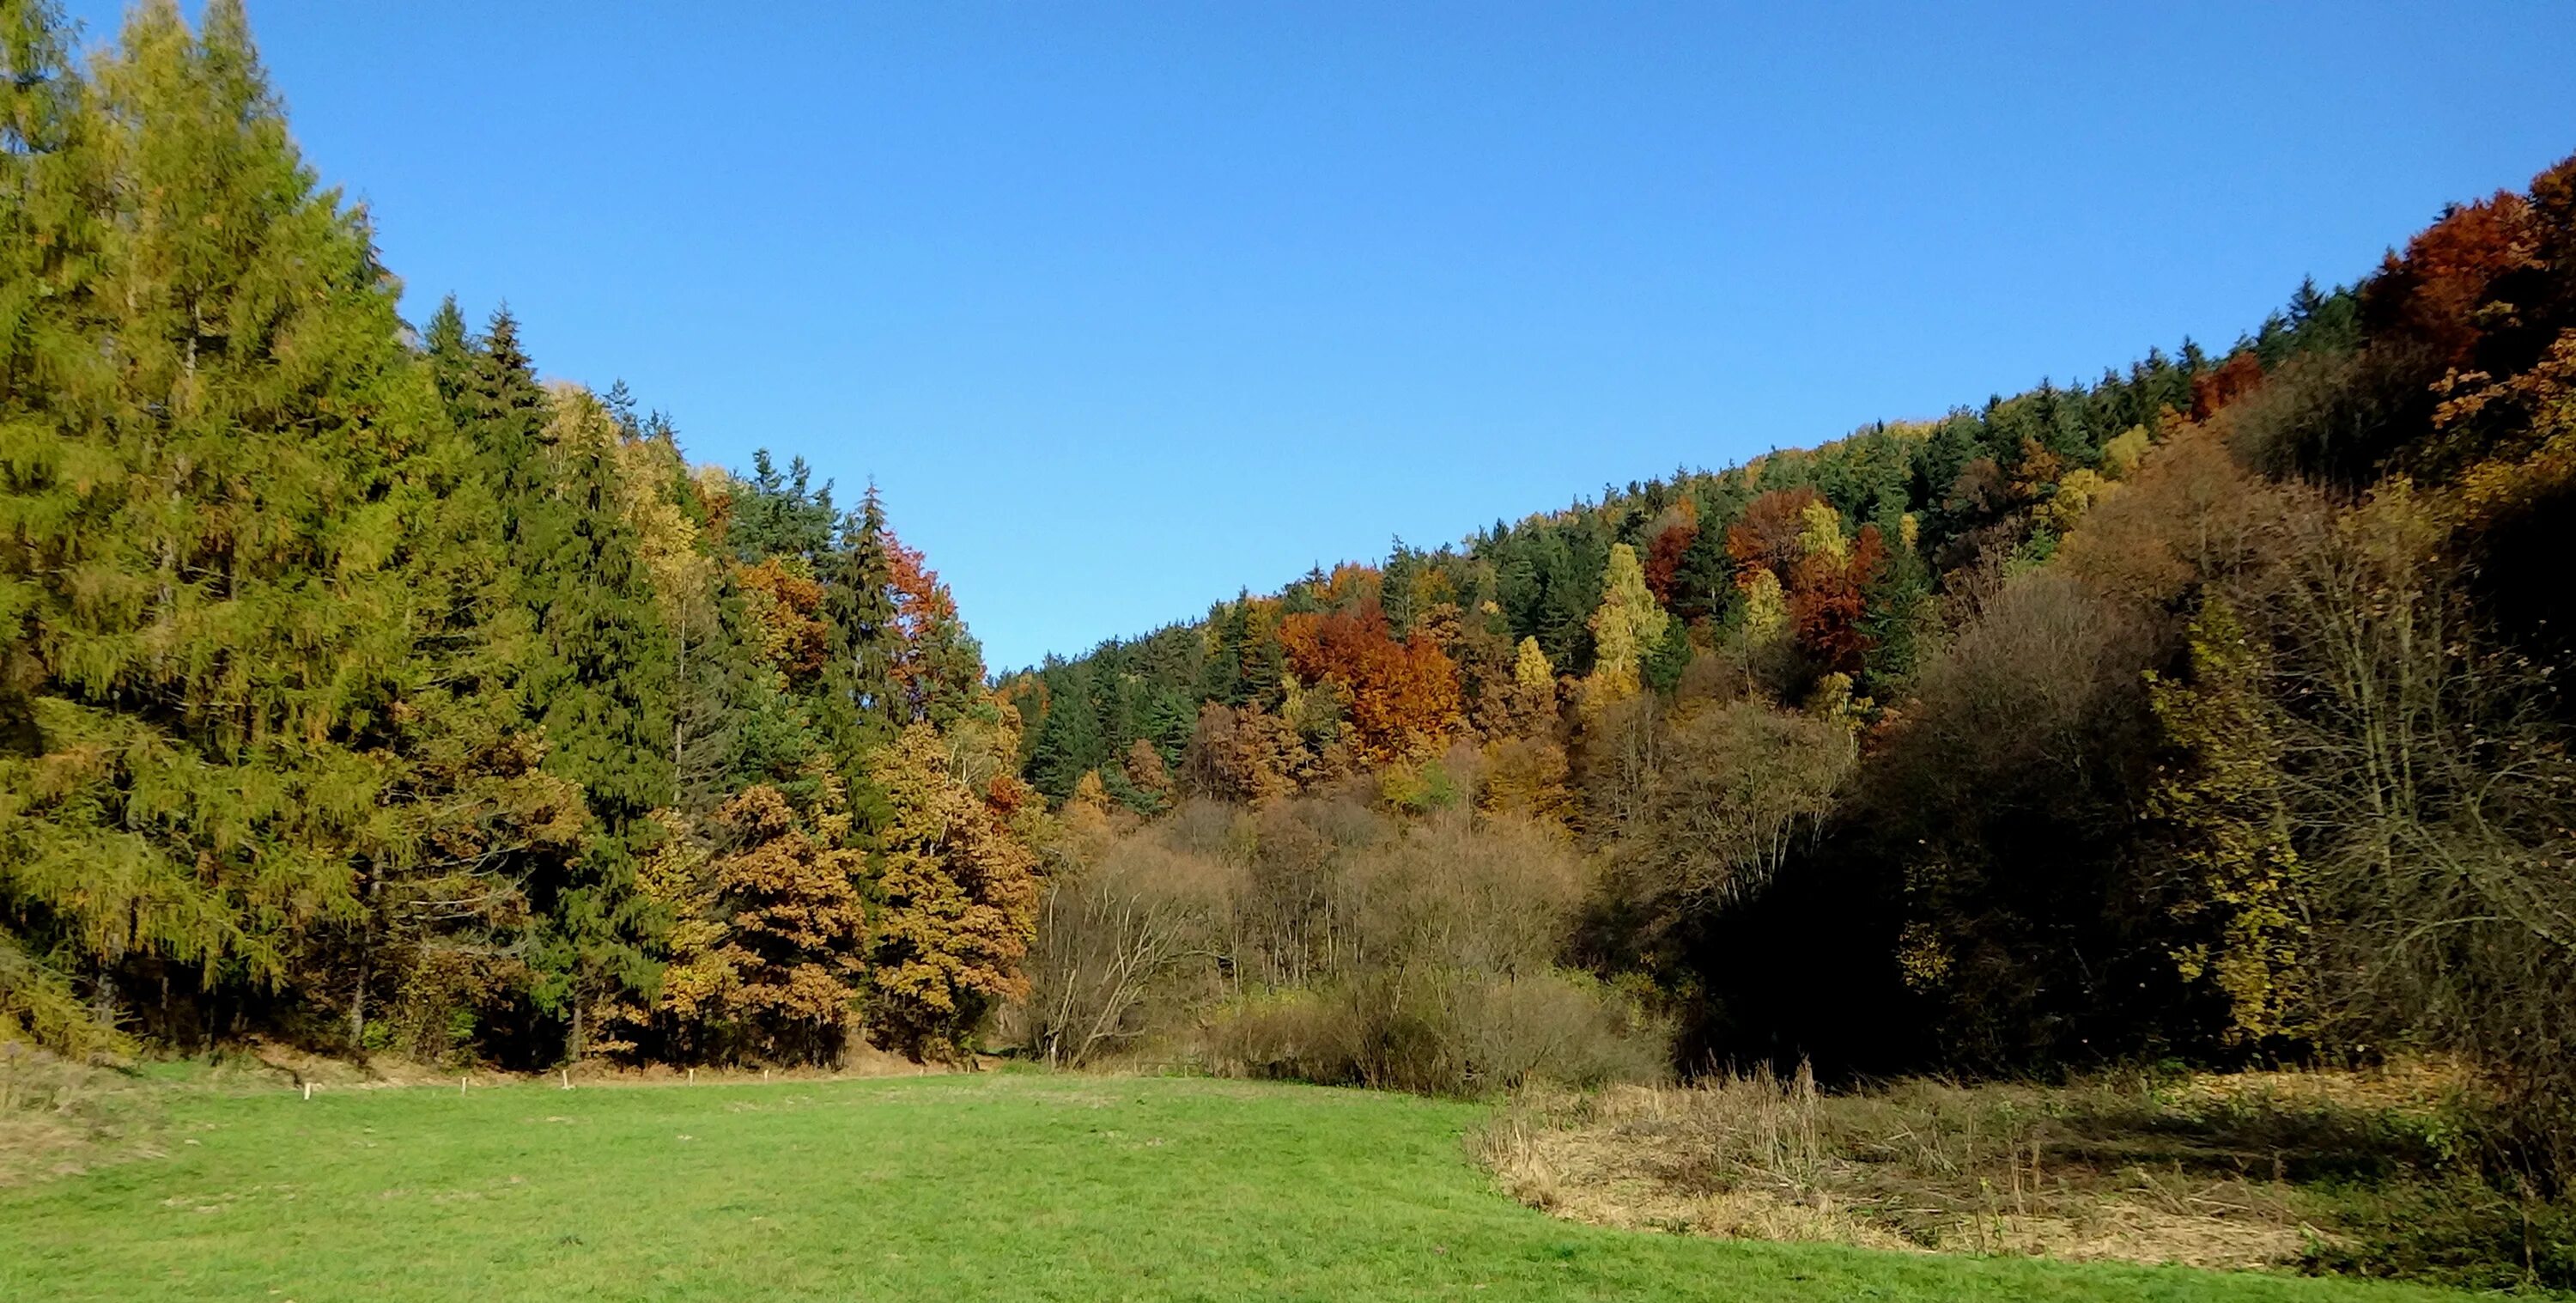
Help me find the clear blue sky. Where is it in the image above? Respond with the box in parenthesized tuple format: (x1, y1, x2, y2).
(61, 2, 2576, 670)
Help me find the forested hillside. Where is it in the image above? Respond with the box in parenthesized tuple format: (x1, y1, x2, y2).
(1, 1, 1040, 1068)
(1005, 143, 2576, 1174)
(8, 0, 2576, 1220)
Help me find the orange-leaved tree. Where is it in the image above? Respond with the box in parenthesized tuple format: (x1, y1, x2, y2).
(705, 783, 869, 1061)
(1786, 502, 1886, 677)
(1642, 497, 1700, 607)
(1279, 597, 1461, 764)
(884, 531, 987, 726)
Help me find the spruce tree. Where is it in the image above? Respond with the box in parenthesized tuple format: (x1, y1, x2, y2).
(671, 570, 784, 812)
(1381, 540, 1419, 637)
(512, 387, 679, 1057)
(728, 448, 837, 564)
(1197, 600, 1249, 705)
(467, 307, 552, 547)
(818, 485, 900, 779)
(1643, 612, 1694, 696)
(1029, 679, 1106, 801)
(423, 295, 473, 417)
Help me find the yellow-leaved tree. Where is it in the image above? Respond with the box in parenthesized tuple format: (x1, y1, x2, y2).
(864, 722, 1042, 1062)
(1581, 544, 1671, 714)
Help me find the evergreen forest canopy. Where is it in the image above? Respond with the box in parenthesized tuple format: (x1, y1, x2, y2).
(7, 0, 2576, 1196)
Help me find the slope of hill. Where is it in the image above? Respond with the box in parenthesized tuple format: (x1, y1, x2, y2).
(1000, 153, 2576, 1259)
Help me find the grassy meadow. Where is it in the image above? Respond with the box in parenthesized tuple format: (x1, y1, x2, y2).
(0, 1071, 2485, 1303)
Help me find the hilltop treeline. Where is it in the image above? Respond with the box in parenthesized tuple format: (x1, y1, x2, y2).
(1012, 153, 2576, 1173)
(0, 1, 1044, 1067)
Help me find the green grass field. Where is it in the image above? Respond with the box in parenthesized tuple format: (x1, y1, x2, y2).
(0, 1073, 2477, 1301)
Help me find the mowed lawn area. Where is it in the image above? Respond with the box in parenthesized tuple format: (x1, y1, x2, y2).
(0, 1074, 2470, 1303)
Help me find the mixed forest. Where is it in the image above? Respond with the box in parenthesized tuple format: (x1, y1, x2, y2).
(8, 0, 2576, 1239)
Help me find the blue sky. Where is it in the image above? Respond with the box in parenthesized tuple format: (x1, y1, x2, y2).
(62, 2, 2576, 670)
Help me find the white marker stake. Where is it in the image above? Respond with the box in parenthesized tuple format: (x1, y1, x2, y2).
(301, 1081, 311, 1101)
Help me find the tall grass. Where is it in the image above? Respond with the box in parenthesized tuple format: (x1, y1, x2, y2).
(1478, 1062, 2576, 1288)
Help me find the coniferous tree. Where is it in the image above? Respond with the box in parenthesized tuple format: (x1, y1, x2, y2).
(1196, 600, 1250, 705)
(423, 295, 473, 417)
(468, 307, 552, 545)
(0, 0, 547, 1050)
(1643, 612, 1694, 696)
(512, 387, 679, 1057)
(727, 449, 837, 565)
(818, 485, 901, 780)
(1029, 679, 1106, 801)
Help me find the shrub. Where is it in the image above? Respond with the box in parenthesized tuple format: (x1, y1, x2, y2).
(1202, 969, 1668, 1096)
(1022, 837, 1234, 1068)
(1015, 799, 1674, 1093)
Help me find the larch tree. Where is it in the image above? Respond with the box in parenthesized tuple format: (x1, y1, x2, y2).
(701, 783, 867, 1062)
(1121, 737, 1172, 808)
(0, 0, 531, 1050)
(1580, 543, 1671, 712)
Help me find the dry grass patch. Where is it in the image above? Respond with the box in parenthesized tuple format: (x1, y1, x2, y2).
(1477, 1062, 2485, 1275)
(0, 1044, 169, 1185)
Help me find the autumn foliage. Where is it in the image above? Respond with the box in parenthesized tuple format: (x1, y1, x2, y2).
(864, 724, 1044, 1061)
(704, 786, 870, 1057)
(1723, 486, 1823, 583)
(2364, 189, 2537, 364)
(1789, 521, 1884, 675)
(1642, 498, 1701, 607)
(737, 558, 829, 679)
(1279, 598, 1462, 764)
